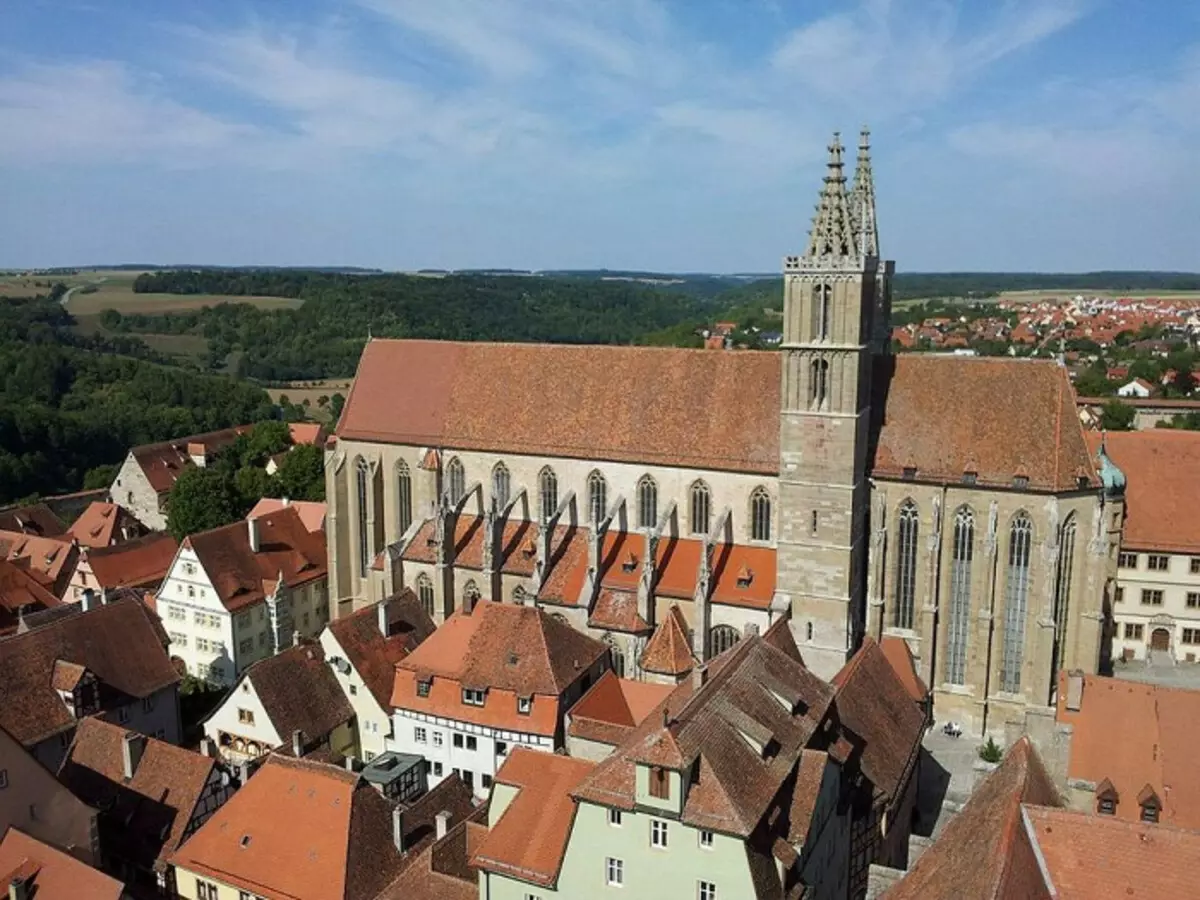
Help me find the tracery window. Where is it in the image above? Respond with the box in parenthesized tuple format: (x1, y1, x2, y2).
(395, 460, 412, 536)
(690, 481, 711, 536)
(588, 471, 608, 525)
(491, 462, 511, 509)
(944, 506, 974, 685)
(1000, 513, 1033, 692)
(638, 476, 658, 530)
(750, 487, 772, 542)
(446, 457, 465, 505)
(893, 500, 919, 629)
(538, 467, 558, 522)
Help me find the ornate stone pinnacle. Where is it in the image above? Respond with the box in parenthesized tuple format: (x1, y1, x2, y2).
(804, 131, 858, 260)
(850, 125, 879, 258)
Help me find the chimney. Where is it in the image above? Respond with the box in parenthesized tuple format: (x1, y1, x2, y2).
(435, 810, 451, 840)
(1065, 670, 1085, 712)
(292, 729, 304, 757)
(248, 517, 260, 554)
(8, 874, 32, 900)
(121, 731, 147, 780)
(81, 588, 97, 612)
(187, 442, 207, 468)
(691, 662, 707, 691)
(377, 598, 390, 638)
(199, 736, 216, 758)
(282, 497, 291, 507)
(344, 755, 356, 772)
(392, 805, 406, 853)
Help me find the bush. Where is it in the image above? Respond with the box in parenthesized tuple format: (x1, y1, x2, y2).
(978, 736, 1004, 763)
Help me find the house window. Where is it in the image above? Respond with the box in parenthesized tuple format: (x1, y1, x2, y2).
(492, 462, 511, 509)
(463, 688, 486, 706)
(453, 734, 464, 748)
(606, 857, 624, 886)
(638, 475, 658, 529)
(1141, 589, 1164, 606)
(608, 809, 622, 827)
(118, 706, 130, 724)
(699, 829, 714, 849)
(396, 460, 413, 536)
(698, 881, 717, 900)
(237, 708, 255, 725)
(710, 625, 740, 657)
(416, 575, 435, 619)
(482, 774, 492, 789)
(893, 500, 919, 629)
(414, 727, 427, 743)
(446, 456, 465, 505)
(750, 487, 771, 542)
(209, 664, 225, 680)
(466, 736, 477, 751)
(433, 762, 443, 776)
(517, 697, 532, 715)
(689, 481, 711, 536)
(1141, 802, 1160, 823)
(1148, 554, 1170, 572)
(538, 467, 558, 522)
(196, 880, 219, 900)
(1118, 552, 1138, 569)
(349, 684, 357, 696)
(650, 819, 668, 848)
(588, 470, 608, 524)
(649, 767, 669, 800)
(433, 732, 443, 747)
(168, 605, 185, 621)
(1183, 628, 1200, 645)
(496, 741, 507, 755)
(239, 638, 253, 655)
(1192, 558, 1200, 575)
(1115, 587, 1124, 603)
(1000, 513, 1033, 693)
(1125, 623, 1144, 640)
(1188, 593, 1200, 609)
(945, 506, 975, 686)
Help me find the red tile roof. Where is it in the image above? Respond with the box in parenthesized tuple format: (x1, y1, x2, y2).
(471, 748, 595, 888)
(0, 532, 78, 596)
(0, 598, 178, 748)
(58, 718, 218, 872)
(288, 422, 327, 446)
(247, 498, 327, 534)
(1090, 430, 1200, 553)
(131, 427, 248, 495)
(878, 636, 929, 704)
(185, 506, 326, 613)
(402, 515, 539, 576)
(0, 827, 124, 899)
(0, 503, 66, 537)
(586, 587, 649, 633)
(1055, 672, 1200, 829)
(392, 603, 607, 737)
(66, 503, 143, 549)
(338, 339, 782, 474)
(566, 670, 675, 747)
(639, 604, 695, 676)
(325, 590, 435, 708)
(84, 532, 178, 592)
(0, 559, 61, 635)
(237, 642, 354, 750)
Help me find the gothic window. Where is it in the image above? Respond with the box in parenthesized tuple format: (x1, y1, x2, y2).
(690, 481, 711, 536)
(462, 580, 481, 610)
(1000, 513, 1033, 693)
(588, 470, 608, 524)
(446, 457, 465, 505)
(355, 457, 371, 577)
(809, 358, 830, 409)
(750, 487, 772, 542)
(492, 462, 511, 509)
(637, 476, 658, 530)
(512, 585, 528, 605)
(811, 283, 832, 340)
(944, 506, 974, 686)
(711, 625, 740, 657)
(395, 460, 412, 537)
(1049, 514, 1077, 698)
(893, 500, 919, 630)
(415, 573, 434, 618)
(538, 467, 558, 522)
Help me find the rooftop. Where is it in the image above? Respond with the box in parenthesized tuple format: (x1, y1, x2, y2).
(247, 497, 327, 534)
(325, 590, 435, 709)
(0, 827, 124, 900)
(566, 670, 676, 748)
(0, 558, 61, 635)
(129, 426, 248, 494)
(84, 531, 178, 591)
(66, 502, 143, 549)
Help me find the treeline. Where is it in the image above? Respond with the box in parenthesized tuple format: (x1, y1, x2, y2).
(0, 295, 275, 505)
(109, 271, 716, 380)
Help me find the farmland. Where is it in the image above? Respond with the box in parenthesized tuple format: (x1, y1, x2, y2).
(0, 270, 303, 313)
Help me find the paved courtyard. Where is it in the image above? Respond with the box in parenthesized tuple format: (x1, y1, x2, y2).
(1111, 651, 1200, 689)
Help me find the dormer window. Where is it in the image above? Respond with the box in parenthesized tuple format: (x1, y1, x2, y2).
(648, 766, 670, 800)
(1098, 796, 1116, 815)
(1096, 779, 1118, 816)
(962, 470, 978, 486)
(1137, 784, 1161, 823)
(1013, 475, 1029, 489)
(1141, 801, 1160, 823)
(902, 466, 917, 481)
(622, 553, 638, 573)
(416, 679, 431, 698)
(736, 566, 754, 589)
(462, 688, 486, 706)
(517, 696, 532, 715)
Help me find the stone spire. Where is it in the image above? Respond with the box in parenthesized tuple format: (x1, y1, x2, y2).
(850, 126, 879, 258)
(805, 132, 859, 260)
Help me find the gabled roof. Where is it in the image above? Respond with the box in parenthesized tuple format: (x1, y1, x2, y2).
(170, 755, 473, 900)
(84, 532, 178, 591)
(129, 426, 248, 494)
(234, 642, 353, 749)
(326, 590, 435, 708)
(0, 598, 178, 747)
(573, 632, 836, 837)
(886, 737, 1060, 900)
(0, 827, 124, 900)
(247, 497, 327, 534)
(58, 718, 219, 872)
(878, 635, 929, 704)
(66, 502, 143, 549)
(830, 638, 926, 804)
(376, 802, 485, 900)
(471, 748, 595, 889)
(0, 503, 66, 537)
(639, 605, 695, 676)
(566, 671, 675, 747)
(0, 559, 60, 635)
(185, 507, 326, 612)
(402, 515, 539, 576)
(288, 422, 327, 446)
(0, 531, 77, 595)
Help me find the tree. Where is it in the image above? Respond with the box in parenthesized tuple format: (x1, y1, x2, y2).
(234, 466, 277, 512)
(275, 443, 325, 501)
(329, 392, 346, 422)
(166, 466, 240, 540)
(82, 464, 118, 491)
(244, 420, 292, 466)
(978, 737, 1003, 764)
(1099, 400, 1136, 432)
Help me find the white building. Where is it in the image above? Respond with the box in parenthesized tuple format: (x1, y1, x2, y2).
(390, 601, 609, 797)
(1117, 377, 1154, 398)
(156, 507, 328, 686)
(319, 590, 435, 762)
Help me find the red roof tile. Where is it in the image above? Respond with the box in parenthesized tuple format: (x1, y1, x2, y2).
(288, 422, 327, 446)
(402, 515, 539, 576)
(0, 503, 66, 538)
(878, 636, 929, 704)
(84, 532, 178, 592)
(247, 498, 327, 534)
(639, 605, 695, 676)
(238, 642, 354, 749)
(66, 503, 144, 549)
(326, 591, 435, 709)
(131, 427, 248, 495)
(0, 532, 78, 597)
(566, 671, 674, 746)
(0, 827, 123, 899)
(0, 559, 60, 635)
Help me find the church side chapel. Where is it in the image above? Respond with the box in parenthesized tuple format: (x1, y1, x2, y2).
(325, 130, 1123, 735)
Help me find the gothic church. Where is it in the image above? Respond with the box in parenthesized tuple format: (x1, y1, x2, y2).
(325, 131, 1122, 734)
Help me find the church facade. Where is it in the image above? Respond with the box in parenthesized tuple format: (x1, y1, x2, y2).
(324, 131, 1122, 735)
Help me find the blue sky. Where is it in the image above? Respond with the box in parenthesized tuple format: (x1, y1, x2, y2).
(1, 0, 1197, 272)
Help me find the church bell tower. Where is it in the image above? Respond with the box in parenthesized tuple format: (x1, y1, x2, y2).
(776, 130, 890, 679)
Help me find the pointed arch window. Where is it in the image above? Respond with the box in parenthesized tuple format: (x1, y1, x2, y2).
(690, 481, 711, 536)
(395, 460, 412, 537)
(711, 625, 740, 657)
(462, 579, 481, 610)
(491, 462, 511, 509)
(415, 573, 434, 618)
(1000, 513, 1034, 693)
(894, 500, 919, 630)
(750, 487, 772, 542)
(809, 358, 830, 409)
(587, 471, 608, 525)
(446, 457, 465, 505)
(1050, 514, 1077, 697)
(637, 476, 658, 530)
(538, 467, 558, 522)
(812, 283, 832, 340)
(355, 457, 371, 577)
(945, 506, 974, 686)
